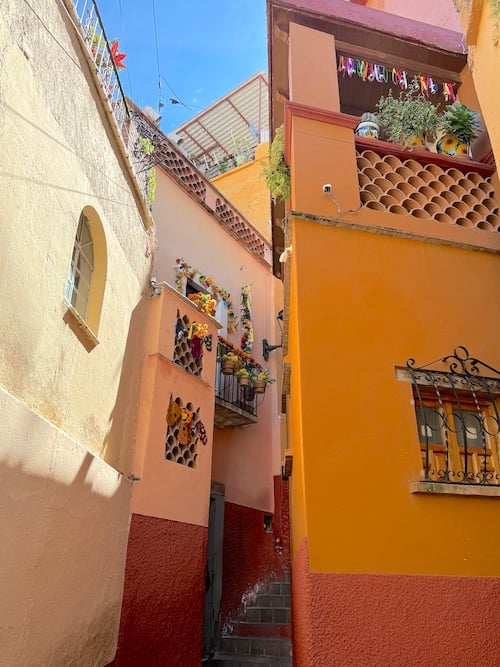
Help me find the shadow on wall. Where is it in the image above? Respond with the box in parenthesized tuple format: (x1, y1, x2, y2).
(100, 295, 151, 475)
(0, 448, 132, 666)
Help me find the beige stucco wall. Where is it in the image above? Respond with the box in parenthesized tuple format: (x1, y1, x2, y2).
(0, 0, 152, 473)
(0, 1, 152, 664)
(0, 388, 132, 666)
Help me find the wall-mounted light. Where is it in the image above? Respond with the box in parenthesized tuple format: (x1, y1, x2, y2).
(263, 310, 284, 360)
(149, 278, 161, 297)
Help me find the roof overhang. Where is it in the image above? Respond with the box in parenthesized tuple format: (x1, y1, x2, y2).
(268, 0, 468, 131)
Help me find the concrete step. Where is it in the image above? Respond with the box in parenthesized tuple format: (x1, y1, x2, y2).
(214, 651, 292, 666)
(232, 622, 291, 638)
(244, 606, 291, 624)
(220, 636, 291, 659)
(248, 593, 291, 610)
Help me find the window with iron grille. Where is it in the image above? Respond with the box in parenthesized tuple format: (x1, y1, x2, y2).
(65, 213, 94, 318)
(405, 347, 500, 486)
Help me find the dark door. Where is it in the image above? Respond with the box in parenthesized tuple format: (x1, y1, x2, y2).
(202, 482, 225, 661)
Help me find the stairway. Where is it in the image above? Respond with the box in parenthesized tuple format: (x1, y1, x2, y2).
(213, 573, 292, 667)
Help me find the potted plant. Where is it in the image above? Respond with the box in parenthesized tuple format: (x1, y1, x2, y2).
(221, 352, 239, 375)
(376, 90, 439, 148)
(436, 102, 482, 157)
(236, 367, 252, 386)
(253, 368, 276, 394)
(355, 112, 380, 139)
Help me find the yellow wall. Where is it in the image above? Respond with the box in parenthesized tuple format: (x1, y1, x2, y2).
(212, 142, 272, 241)
(0, 2, 152, 664)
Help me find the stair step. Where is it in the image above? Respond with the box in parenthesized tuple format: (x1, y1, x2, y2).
(214, 651, 292, 666)
(244, 607, 291, 624)
(249, 594, 291, 609)
(232, 622, 291, 638)
(220, 636, 291, 659)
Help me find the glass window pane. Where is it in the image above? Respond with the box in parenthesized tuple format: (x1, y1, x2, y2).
(454, 410, 482, 448)
(415, 406, 443, 444)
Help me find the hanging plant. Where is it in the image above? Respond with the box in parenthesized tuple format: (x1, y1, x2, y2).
(175, 259, 237, 332)
(262, 125, 290, 202)
(240, 285, 254, 353)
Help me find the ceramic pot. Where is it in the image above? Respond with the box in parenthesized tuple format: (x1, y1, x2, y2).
(254, 380, 267, 394)
(221, 360, 235, 375)
(436, 134, 470, 158)
(355, 113, 380, 139)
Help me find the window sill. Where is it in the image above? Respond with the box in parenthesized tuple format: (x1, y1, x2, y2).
(64, 304, 99, 351)
(410, 481, 500, 497)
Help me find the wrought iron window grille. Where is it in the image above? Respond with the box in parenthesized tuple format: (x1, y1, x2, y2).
(406, 346, 500, 486)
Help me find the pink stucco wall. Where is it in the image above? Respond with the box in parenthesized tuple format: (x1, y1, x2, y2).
(292, 537, 500, 667)
(152, 169, 282, 513)
(363, 0, 462, 31)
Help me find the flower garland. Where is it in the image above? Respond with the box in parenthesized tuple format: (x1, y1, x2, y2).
(240, 285, 254, 353)
(337, 56, 456, 101)
(175, 258, 237, 332)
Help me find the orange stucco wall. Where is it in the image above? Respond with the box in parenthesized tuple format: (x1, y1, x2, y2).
(131, 287, 218, 527)
(212, 143, 272, 241)
(289, 22, 340, 112)
(287, 216, 500, 576)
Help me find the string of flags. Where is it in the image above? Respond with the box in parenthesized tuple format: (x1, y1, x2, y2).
(337, 55, 456, 101)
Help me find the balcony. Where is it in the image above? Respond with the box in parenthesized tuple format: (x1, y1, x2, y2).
(214, 340, 262, 428)
(355, 136, 500, 232)
(67, 0, 150, 204)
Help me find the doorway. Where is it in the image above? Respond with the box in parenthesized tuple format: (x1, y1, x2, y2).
(202, 481, 225, 661)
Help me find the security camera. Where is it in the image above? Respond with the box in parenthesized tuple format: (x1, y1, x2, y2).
(322, 183, 332, 194)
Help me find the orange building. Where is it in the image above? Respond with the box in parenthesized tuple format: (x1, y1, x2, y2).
(268, 0, 500, 665)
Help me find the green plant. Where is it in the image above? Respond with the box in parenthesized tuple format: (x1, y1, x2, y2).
(255, 367, 276, 384)
(138, 137, 156, 204)
(438, 102, 482, 144)
(376, 89, 439, 146)
(262, 125, 290, 202)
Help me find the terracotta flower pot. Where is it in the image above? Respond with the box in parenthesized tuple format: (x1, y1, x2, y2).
(238, 376, 251, 386)
(254, 380, 267, 394)
(221, 360, 235, 375)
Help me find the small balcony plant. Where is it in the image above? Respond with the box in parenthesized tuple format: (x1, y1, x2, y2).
(221, 351, 239, 375)
(436, 102, 482, 157)
(376, 90, 439, 148)
(253, 368, 276, 394)
(235, 367, 252, 386)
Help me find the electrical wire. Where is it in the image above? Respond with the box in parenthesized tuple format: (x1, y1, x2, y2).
(151, 0, 163, 112)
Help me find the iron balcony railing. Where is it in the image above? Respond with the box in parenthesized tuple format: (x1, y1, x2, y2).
(407, 347, 500, 485)
(69, 0, 149, 202)
(215, 340, 258, 419)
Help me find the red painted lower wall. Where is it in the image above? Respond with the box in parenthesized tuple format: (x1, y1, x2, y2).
(111, 514, 207, 667)
(221, 476, 290, 625)
(292, 538, 500, 667)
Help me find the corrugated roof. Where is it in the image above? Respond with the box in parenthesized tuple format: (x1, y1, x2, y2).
(171, 72, 269, 173)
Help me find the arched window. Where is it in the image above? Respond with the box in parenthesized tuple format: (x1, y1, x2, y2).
(64, 207, 107, 348)
(65, 213, 94, 318)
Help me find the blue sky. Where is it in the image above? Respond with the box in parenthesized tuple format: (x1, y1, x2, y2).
(97, 0, 268, 132)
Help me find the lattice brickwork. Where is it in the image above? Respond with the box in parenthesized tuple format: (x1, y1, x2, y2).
(357, 150, 500, 232)
(165, 397, 200, 468)
(173, 312, 203, 377)
(215, 198, 266, 257)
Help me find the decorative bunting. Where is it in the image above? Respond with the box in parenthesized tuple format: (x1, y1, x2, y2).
(337, 55, 456, 101)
